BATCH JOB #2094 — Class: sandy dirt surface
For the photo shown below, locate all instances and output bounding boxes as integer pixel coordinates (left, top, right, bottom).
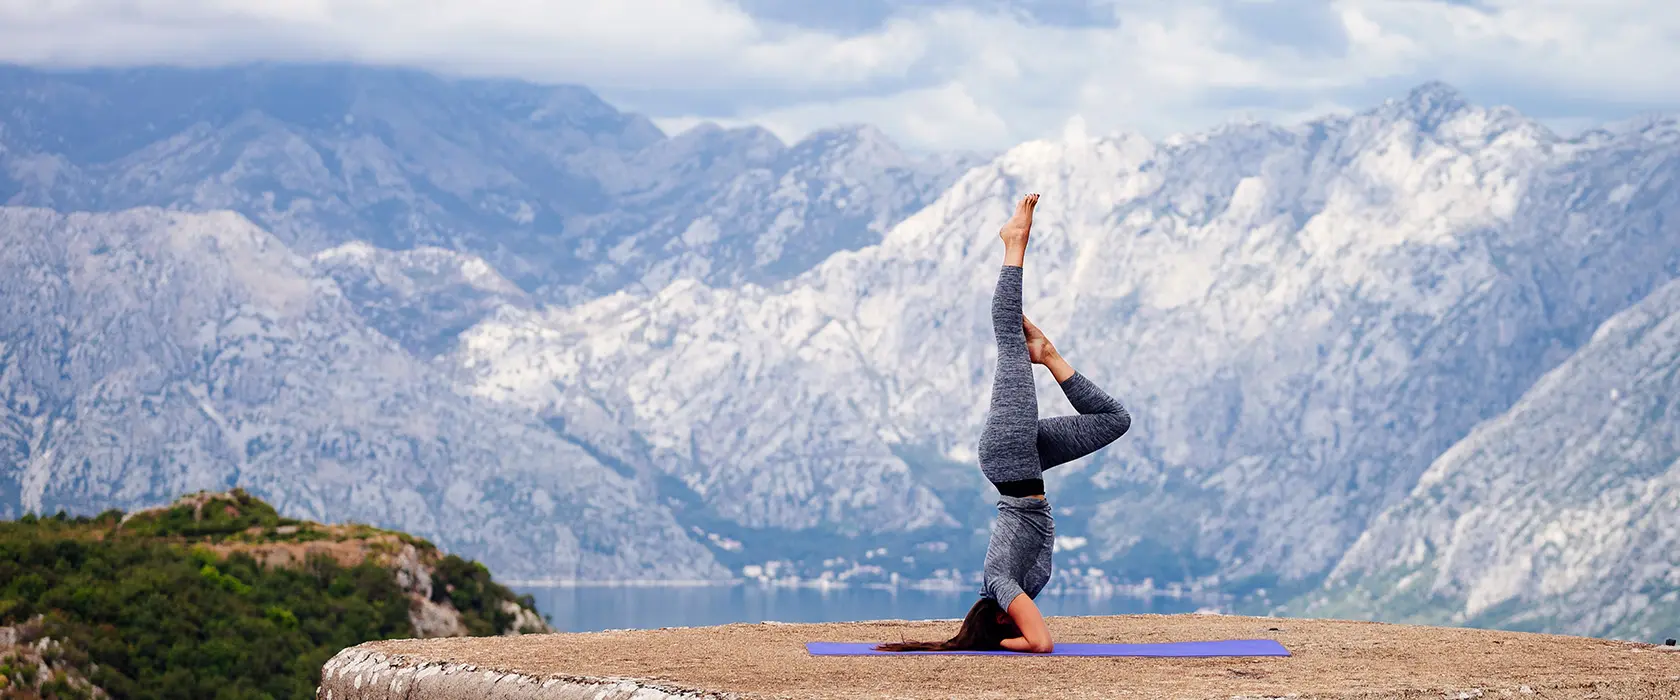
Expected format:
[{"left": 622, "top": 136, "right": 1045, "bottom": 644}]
[{"left": 352, "top": 614, "right": 1680, "bottom": 699}]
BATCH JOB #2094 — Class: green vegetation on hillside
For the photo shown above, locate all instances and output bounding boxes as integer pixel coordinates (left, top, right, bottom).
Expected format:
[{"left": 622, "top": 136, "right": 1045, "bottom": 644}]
[
  {"left": 430, "top": 555, "right": 523, "bottom": 637},
  {"left": 0, "top": 490, "right": 543, "bottom": 699}
]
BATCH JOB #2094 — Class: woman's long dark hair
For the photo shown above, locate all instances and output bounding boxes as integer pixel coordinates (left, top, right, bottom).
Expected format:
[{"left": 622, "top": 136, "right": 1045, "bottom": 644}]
[{"left": 874, "top": 598, "right": 1019, "bottom": 652}]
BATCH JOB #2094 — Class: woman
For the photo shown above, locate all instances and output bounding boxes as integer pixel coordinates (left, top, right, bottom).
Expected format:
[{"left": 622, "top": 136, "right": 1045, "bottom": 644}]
[{"left": 878, "top": 193, "right": 1131, "bottom": 653}]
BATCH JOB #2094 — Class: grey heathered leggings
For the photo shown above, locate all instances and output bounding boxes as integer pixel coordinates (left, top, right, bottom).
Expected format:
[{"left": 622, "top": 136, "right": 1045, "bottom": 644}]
[
  {"left": 976, "top": 265, "right": 1131, "bottom": 607},
  {"left": 977, "top": 265, "right": 1131, "bottom": 486}
]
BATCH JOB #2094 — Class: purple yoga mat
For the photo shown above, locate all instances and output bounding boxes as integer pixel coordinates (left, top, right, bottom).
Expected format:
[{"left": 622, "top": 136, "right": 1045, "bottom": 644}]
[{"left": 806, "top": 639, "right": 1290, "bottom": 657}]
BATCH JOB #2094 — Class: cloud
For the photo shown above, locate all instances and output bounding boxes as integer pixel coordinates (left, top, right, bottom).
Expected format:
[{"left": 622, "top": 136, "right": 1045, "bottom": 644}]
[
  {"left": 1340, "top": 0, "right": 1680, "bottom": 100},
  {"left": 0, "top": 0, "right": 925, "bottom": 93},
  {"left": 2, "top": 0, "right": 1679, "bottom": 150},
  {"left": 720, "top": 82, "right": 1015, "bottom": 151}
]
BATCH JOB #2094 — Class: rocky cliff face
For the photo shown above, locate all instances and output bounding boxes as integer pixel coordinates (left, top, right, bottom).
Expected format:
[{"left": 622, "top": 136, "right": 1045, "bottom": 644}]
[
  {"left": 1311, "top": 278, "right": 1680, "bottom": 639},
  {"left": 0, "top": 209, "right": 725, "bottom": 581},
  {"left": 0, "top": 617, "right": 107, "bottom": 699},
  {"left": 311, "top": 242, "right": 533, "bottom": 357}
]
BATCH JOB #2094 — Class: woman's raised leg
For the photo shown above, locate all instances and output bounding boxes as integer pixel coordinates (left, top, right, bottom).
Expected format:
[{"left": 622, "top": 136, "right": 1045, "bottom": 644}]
[{"left": 977, "top": 194, "right": 1044, "bottom": 485}]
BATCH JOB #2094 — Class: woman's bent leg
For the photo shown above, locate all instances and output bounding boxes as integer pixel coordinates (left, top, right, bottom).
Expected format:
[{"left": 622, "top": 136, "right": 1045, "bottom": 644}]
[{"left": 1037, "top": 373, "right": 1131, "bottom": 470}]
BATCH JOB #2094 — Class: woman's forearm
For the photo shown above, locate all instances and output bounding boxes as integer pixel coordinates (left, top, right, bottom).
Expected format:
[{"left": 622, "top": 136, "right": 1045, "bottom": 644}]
[
  {"left": 1000, "top": 636, "right": 1041, "bottom": 652},
  {"left": 1004, "top": 592, "right": 1055, "bottom": 653}
]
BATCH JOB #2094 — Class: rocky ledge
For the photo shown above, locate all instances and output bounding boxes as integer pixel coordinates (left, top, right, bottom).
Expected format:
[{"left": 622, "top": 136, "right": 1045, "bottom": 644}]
[{"left": 317, "top": 614, "right": 1680, "bottom": 699}]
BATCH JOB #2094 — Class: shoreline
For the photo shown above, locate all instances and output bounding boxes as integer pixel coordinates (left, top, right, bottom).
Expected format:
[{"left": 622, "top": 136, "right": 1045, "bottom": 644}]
[{"left": 502, "top": 577, "right": 1231, "bottom": 603}]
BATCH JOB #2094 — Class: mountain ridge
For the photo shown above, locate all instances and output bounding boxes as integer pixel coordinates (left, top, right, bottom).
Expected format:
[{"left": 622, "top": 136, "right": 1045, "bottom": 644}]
[{"left": 0, "top": 63, "right": 981, "bottom": 304}]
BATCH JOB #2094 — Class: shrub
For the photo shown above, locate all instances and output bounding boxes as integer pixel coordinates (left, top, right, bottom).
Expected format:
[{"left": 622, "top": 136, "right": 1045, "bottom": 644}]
[{"left": 1, "top": 509, "right": 414, "bottom": 698}]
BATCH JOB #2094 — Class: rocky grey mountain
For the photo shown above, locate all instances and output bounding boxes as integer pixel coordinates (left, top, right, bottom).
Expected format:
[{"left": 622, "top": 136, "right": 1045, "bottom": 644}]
[
  {"left": 0, "top": 64, "right": 982, "bottom": 581},
  {"left": 1310, "top": 277, "right": 1680, "bottom": 640},
  {"left": 0, "top": 206, "right": 727, "bottom": 581},
  {"left": 0, "top": 65, "right": 979, "bottom": 304},
  {"left": 0, "top": 64, "right": 656, "bottom": 278},
  {"left": 456, "top": 83, "right": 1680, "bottom": 590},
  {"left": 312, "top": 242, "right": 532, "bottom": 357},
  {"left": 456, "top": 283, "right": 961, "bottom": 540},
  {"left": 570, "top": 122, "right": 984, "bottom": 300}
]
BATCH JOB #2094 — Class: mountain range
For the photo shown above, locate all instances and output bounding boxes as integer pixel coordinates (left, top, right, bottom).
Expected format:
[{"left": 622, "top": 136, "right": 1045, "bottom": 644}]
[
  {"left": 0, "top": 64, "right": 978, "bottom": 309},
  {"left": 1, "top": 64, "right": 1676, "bottom": 638}
]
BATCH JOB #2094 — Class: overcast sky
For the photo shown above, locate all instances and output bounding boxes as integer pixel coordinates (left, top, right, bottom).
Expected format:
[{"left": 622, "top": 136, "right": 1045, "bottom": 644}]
[{"left": 3, "top": 0, "right": 1678, "bottom": 151}]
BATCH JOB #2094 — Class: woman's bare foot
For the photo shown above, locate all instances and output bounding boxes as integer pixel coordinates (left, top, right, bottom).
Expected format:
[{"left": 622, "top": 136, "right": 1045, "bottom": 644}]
[
  {"left": 1022, "top": 316, "right": 1057, "bottom": 365},
  {"left": 1024, "top": 316, "right": 1077, "bottom": 381},
  {"left": 1000, "top": 193, "right": 1039, "bottom": 266}
]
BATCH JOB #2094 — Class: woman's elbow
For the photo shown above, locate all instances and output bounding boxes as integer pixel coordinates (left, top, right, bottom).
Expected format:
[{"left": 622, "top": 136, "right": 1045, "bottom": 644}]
[{"left": 1030, "top": 640, "right": 1054, "bottom": 654}]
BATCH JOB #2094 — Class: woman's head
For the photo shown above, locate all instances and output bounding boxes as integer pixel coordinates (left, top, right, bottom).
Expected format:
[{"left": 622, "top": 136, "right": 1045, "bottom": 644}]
[{"left": 873, "top": 598, "right": 1019, "bottom": 652}]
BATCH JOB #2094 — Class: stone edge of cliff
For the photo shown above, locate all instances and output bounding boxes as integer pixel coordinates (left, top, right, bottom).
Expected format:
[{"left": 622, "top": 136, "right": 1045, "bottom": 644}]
[{"left": 317, "top": 645, "right": 732, "bottom": 700}]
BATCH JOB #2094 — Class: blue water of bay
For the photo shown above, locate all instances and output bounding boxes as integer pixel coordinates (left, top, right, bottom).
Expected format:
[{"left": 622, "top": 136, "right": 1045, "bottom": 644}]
[{"left": 516, "top": 585, "right": 1205, "bottom": 633}]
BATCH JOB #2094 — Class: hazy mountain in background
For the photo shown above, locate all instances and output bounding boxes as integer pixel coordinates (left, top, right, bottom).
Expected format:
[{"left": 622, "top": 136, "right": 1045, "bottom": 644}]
[{"left": 0, "top": 64, "right": 981, "bottom": 309}]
